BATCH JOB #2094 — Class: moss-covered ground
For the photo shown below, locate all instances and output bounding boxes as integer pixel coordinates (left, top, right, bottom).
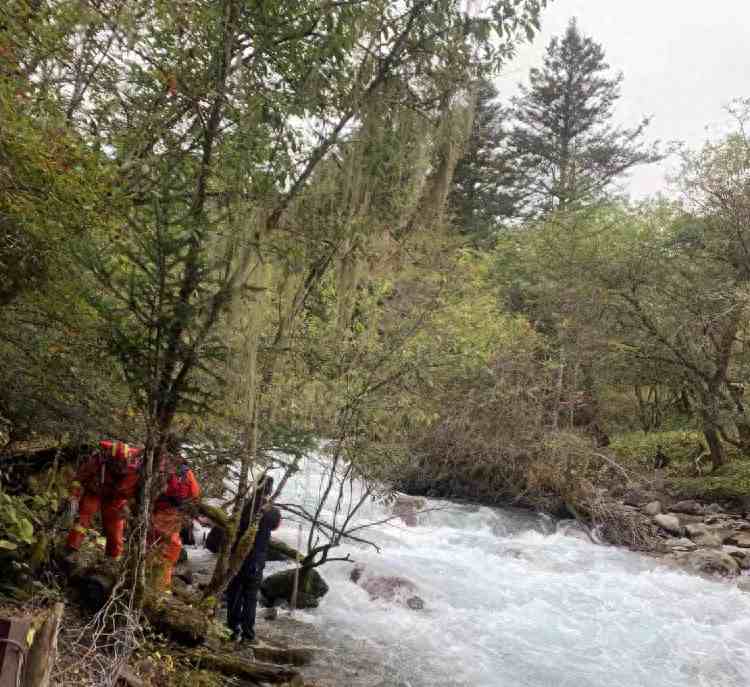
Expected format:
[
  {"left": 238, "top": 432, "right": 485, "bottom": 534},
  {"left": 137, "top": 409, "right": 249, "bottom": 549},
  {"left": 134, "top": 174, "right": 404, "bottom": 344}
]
[{"left": 609, "top": 430, "right": 750, "bottom": 503}]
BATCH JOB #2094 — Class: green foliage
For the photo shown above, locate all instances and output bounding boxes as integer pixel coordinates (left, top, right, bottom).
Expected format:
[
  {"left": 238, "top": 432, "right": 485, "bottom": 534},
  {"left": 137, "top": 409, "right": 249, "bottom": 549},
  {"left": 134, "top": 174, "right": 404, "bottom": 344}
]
[
  {"left": 610, "top": 431, "right": 708, "bottom": 469},
  {"left": 0, "top": 488, "right": 35, "bottom": 551},
  {"left": 671, "top": 461, "right": 750, "bottom": 502}
]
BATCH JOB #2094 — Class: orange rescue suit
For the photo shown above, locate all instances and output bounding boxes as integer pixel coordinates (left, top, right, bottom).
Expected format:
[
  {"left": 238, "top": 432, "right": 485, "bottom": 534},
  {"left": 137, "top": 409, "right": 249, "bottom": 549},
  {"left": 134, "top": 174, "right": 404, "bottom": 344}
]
[
  {"left": 66, "top": 440, "right": 142, "bottom": 559},
  {"left": 149, "top": 459, "right": 200, "bottom": 590}
]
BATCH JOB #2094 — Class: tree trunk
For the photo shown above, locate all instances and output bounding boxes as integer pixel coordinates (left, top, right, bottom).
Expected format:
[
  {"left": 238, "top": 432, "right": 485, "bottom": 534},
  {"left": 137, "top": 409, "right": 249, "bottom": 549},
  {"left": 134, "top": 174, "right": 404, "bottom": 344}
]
[
  {"left": 201, "top": 403, "right": 259, "bottom": 601},
  {"left": 553, "top": 349, "right": 564, "bottom": 431},
  {"left": 0, "top": 603, "right": 64, "bottom": 687},
  {"left": 634, "top": 385, "right": 650, "bottom": 432},
  {"left": 20, "top": 602, "right": 64, "bottom": 687},
  {"left": 703, "top": 425, "right": 724, "bottom": 471},
  {"left": 652, "top": 385, "right": 662, "bottom": 429},
  {"left": 182, "top": 650, "right": 302, "bottom": 684},
  {"left": 737, "top": 420, "right": 750, "bottom": 455}
]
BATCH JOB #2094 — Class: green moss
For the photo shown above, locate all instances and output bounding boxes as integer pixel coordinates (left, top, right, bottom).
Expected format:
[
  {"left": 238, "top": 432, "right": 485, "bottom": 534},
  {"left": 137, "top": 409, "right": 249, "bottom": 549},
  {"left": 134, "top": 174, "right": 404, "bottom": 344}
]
[
  {"left": 610, "top": 430, "right": 707, "bottom": 468},
  {"left": 670, "top": 461, "right": 750, "bottom": 502},
  {"left": 609, "top": 430, "right": 749, "bottom": 502}
]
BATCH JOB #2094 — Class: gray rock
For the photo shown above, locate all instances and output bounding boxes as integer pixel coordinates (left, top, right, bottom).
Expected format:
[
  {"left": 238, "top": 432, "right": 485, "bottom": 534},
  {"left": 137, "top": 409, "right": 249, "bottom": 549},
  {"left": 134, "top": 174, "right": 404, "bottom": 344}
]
[
  {"left": 685, "top": 523, "right": 724, "bottom": 549},
  {"left": 683, "top": 549, "right": 740, "bottom": 577},
  {"left": 685, "top": 523, "right": 708, "bottom": 537},
  {"left": 261, "top": 568, "right": 329, "bottom": 609},
  {"left": 671, "top": 500, "right": 704, "bottom": 515},
  {"left": 406, "top": 595, "right": 425, "bottom": 610},
  {"left": 723, "top": 546, "right": 750, "bottom": 570},
  {"left": 644, "top": 501, "right": 662, "bottom": 516},
  {"left": 653, "top": 513, "right": 683, "bottom": 536},
  {"left": 665, "top": 537, "right": 697, "bottom": 552},
  {"left": 705, "top": 503, "right": 723, "bottom": 515},
  {"left": 392, "top": 495, "right": 425, "bottom": 527},
  {"left": 704, "top": 514, "right": 728, "bottom": 525},
  {"left": 727, "top": 532, "right": 750, "bottom": 548},
  {"left": 623, "top": 489, "right": 654, "bottom": 507},
  {"left": 350, "top": 565, "right": 425, "bottom": 610},
  {"left": 675, "top": 512, "right": 706, "bottom": 527}
]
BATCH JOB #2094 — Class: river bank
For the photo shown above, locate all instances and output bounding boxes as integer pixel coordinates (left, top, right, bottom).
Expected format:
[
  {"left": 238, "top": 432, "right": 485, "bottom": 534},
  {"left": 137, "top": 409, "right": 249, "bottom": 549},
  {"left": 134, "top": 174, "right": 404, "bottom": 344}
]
[
  {"left": 399, "top": 428, "right": 750, "bottom": 589},
  {"left": 399, "top": 478, "right": 750, "bottom": 589},
  {"left": 185, "top": 461, "right": 750, "bottom": 687}
]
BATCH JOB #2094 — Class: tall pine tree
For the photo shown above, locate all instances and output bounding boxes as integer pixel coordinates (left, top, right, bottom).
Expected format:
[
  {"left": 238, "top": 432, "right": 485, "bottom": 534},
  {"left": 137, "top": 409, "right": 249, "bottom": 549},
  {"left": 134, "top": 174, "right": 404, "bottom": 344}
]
[
  {"left": 503, "top": 18, "right": 658, "bottom": 218},
  {"left": 449, "top": 78, "right": 517, "bottom": 241}
]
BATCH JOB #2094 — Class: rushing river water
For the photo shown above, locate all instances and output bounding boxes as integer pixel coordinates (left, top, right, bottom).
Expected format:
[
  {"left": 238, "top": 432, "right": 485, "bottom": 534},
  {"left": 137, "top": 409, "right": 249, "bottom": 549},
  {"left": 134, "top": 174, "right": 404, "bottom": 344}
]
[{"left": 194, "top": 454, "right": 750, "bottom": 687}]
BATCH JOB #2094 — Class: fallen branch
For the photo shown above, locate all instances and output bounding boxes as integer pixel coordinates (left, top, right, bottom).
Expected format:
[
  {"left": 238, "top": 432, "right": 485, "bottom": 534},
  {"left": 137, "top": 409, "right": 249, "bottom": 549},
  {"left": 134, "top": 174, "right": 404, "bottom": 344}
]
[
  {"left": 182, "top": 649, "right": 302, "bottom": 684},
  {"left": 592, "top": 452, "right": 633, "bottom": 483}
]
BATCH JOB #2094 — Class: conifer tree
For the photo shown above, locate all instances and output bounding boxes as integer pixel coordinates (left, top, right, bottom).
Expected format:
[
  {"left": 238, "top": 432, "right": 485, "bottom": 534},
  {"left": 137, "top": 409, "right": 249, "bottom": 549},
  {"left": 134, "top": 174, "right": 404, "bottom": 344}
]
[
  {"left": 449, "top": 78, "right": 517, "bottom": 240},
  {"left": 503, "top": 18, "right": 658, "bottom": 217}
]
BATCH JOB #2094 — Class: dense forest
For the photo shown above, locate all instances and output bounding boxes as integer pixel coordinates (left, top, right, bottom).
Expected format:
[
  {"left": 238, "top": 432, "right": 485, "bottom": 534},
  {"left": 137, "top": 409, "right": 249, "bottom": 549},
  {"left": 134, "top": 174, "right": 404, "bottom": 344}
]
[{"left": 2, "top": 0, "right": 750, "bottom": 685}]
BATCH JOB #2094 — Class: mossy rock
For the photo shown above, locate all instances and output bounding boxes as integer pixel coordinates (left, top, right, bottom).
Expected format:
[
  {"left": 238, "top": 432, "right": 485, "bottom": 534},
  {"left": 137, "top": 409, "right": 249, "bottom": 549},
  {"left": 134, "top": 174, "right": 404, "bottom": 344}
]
[
  {"left": 144, "top": 595, "right": 209, "bottom": 646},
  {"left": 267, "top": 538, "right": 303, "bottom": 562},
  {"left": 260, "top": 568, "right": 329, "bottom": 609}
]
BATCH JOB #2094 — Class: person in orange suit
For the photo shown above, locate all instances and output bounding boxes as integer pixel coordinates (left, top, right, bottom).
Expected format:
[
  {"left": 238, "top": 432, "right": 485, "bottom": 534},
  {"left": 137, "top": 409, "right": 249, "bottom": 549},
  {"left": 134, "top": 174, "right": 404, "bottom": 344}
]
[
  {"left": 148, "top": 440, "right": 200, "bottom": 591},
  {"left": 65, "top": 440, "right": 143, "bottom": 559}
]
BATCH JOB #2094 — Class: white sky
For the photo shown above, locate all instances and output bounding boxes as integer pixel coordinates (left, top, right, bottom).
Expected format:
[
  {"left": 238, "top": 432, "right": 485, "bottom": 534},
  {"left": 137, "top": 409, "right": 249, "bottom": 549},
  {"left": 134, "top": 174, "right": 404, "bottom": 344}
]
[{"left": 494, "top": 0, "right": 750, "bottom": 198}]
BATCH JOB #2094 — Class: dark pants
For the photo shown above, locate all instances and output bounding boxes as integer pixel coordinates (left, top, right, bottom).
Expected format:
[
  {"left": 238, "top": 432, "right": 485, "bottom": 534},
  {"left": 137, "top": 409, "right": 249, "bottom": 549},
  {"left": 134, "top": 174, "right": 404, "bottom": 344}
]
[{"left": 227, "top": 567, "right": 262, "bottom": 638}]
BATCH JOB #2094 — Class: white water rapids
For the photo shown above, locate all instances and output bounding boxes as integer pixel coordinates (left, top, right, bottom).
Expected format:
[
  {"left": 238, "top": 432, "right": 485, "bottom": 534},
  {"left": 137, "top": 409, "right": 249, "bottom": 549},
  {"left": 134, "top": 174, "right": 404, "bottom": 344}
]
[{"left": 192, "top": 454, "right": 750, "bottom": 687}]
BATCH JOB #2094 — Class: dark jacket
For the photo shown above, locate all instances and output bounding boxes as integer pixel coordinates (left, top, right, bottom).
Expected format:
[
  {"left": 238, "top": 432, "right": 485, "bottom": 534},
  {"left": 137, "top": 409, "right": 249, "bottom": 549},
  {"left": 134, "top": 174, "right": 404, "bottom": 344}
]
[{"left": 240, "top": 506, "right": 282, "bottom": 576}]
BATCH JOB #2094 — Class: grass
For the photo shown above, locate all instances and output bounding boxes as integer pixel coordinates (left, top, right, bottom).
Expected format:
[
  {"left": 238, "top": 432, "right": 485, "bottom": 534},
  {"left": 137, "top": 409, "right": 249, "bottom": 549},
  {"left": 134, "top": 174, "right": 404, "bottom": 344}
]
[
  {"left": 609, "top": 430, "right": 750, "bottom": 503},
  {"left": 670, "top": 461, "right": 750, "bottom": 502}
]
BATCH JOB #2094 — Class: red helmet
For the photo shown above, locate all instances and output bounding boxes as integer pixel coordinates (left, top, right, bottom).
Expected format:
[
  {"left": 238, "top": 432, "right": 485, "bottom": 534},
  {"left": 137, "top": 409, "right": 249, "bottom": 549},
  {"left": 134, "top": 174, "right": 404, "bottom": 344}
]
[{"left": 99, "top": 440, "right": 142, "bottom": 465}]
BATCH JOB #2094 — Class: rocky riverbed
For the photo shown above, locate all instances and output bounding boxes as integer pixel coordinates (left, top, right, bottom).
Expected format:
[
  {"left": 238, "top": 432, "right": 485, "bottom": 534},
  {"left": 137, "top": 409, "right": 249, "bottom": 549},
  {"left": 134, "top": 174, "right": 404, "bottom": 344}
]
[{"left": 594, "top": 487, "right": 750, "bottom": 588}]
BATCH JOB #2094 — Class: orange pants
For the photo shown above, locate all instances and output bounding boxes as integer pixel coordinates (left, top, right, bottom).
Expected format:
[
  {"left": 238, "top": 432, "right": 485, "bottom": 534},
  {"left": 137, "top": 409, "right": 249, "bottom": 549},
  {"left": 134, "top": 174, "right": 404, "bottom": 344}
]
[
  {"left": 148, "top": 508, "right": 183, "bottom": 590},
  {"left": 66, "top": 492, "right": 127, "bottom": 559}
]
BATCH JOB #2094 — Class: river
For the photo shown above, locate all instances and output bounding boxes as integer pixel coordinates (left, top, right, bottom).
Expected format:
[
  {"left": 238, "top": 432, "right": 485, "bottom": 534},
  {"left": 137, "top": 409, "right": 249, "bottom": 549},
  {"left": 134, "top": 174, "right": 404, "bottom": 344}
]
[{"left": 193, "top": 453, "right": 750, "bottom": 687}]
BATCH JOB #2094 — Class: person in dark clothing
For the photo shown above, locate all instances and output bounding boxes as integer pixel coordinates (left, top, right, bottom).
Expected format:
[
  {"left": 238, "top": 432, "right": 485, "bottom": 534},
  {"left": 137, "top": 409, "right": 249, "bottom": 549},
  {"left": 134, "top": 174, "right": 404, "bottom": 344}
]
[
  {"left": 233, "top": 474, "right": 273, "bottom": 554},
  {"left": 226, "top": 476, "right": 281, "bottom": 643}
]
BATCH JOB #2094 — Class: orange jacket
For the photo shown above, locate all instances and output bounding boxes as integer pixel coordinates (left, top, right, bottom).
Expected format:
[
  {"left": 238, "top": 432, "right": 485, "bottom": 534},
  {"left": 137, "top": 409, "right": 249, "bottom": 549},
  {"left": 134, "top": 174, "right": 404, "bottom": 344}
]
[
  {"left": 154, "top": 457, "right": 200, "bottom": 511},
  {"left": 71, "top": 441, "right": 142, "bottom": 502}
]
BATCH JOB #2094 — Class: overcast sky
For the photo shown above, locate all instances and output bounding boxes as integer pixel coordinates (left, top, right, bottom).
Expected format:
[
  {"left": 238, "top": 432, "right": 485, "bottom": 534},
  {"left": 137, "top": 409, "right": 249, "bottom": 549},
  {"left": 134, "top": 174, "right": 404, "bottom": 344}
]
[{"left": 494, "top": 0, "right": 750, "bottom": 198}]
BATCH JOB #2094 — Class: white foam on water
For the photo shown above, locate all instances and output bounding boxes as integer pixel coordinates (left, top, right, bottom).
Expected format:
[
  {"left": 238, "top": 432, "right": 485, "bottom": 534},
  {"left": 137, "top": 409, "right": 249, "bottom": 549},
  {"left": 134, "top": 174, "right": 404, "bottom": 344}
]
[{"left": 215, "top": 454, "right": 750, "bottom": 686}]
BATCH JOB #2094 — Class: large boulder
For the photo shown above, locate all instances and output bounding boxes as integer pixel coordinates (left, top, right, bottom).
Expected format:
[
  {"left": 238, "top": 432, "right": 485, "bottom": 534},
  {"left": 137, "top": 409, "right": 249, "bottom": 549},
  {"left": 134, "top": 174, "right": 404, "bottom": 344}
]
[
  {"left": 643, "top": 501, "right": 662, "bottom": 516},
  {"left": 349, "top": 565, "right": 424, "bottom": 610},
  {"left": 653, "top": 513, "right": 682, "bottom": 536},
  {"left": 723, "top": 545, "right": 750, "bottom": 570},
  {"left": 260, "top": 568, "right": 329, "bottom": 609},
  {"left": 726, "top": 531, "right": 750, "bottom": 548},
  {"left": 681, "top": 549, "right": 740, "bottom": 577}
]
